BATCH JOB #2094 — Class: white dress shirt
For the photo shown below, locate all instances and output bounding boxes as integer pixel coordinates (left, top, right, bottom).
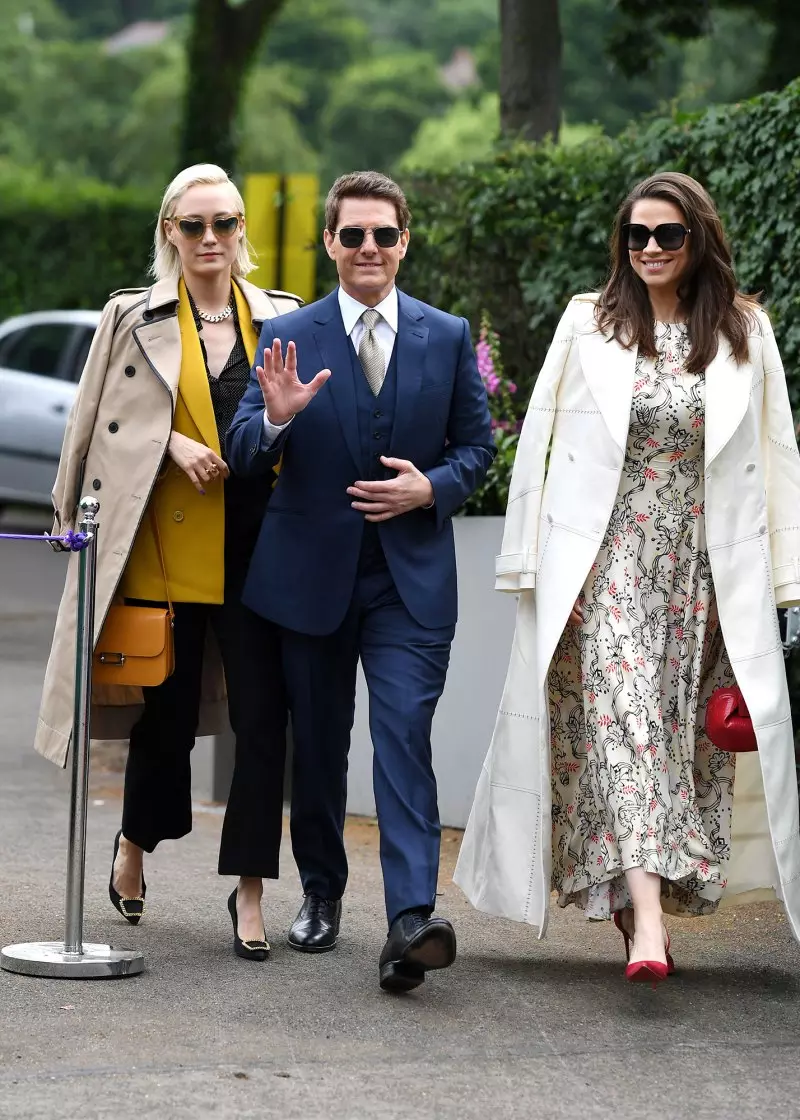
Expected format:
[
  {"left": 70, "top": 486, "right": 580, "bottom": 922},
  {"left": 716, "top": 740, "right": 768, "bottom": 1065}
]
[
  {"left": 338, "top": 285, "right": 398, "bottom": 369},
  {"left": 262, "top": 286, "right": 399, "bottom": 445}
]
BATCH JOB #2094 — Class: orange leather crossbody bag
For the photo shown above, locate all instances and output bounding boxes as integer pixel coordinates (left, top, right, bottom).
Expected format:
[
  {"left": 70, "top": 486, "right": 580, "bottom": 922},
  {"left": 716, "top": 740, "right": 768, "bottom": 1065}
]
[{"left": 93, "top": 512, "right": 175, "bottom": 689}]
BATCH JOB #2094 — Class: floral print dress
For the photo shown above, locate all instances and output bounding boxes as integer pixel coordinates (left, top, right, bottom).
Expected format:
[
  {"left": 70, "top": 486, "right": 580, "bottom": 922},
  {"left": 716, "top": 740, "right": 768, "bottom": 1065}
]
[{"left": 549, "top": 322, "right": 736, "bottom": 918}]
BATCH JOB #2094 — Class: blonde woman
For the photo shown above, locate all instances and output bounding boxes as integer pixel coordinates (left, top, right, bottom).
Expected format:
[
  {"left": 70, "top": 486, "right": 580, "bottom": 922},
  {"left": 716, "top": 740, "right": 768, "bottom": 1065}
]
[{"left": 35, "top": 164, "right": 301, "bottom": 960}]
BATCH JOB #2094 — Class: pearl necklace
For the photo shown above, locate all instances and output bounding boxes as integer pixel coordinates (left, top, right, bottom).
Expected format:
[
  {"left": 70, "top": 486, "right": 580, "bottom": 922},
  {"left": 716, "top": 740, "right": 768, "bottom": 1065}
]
[{"left": 197, "top": 299, "right": 234, "bottom": 323}]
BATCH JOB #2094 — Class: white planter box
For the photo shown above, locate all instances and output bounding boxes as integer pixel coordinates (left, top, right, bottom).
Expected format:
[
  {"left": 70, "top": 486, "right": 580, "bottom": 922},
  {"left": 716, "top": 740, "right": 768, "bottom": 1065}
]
[{"left": 346, "top": 515, "right": 517, "bottom": 828}]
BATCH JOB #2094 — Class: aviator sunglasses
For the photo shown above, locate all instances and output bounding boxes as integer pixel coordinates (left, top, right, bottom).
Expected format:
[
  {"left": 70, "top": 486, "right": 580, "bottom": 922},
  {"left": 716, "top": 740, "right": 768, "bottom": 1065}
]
[
  {"left": 170, "top": 214, "right": 242, "bottom": 240},
  {"left": 334, "top": 225, "right": 404, "bottom": 249},
  {"left": 623, "top": 222, "right": 691, "bottom": 252}
]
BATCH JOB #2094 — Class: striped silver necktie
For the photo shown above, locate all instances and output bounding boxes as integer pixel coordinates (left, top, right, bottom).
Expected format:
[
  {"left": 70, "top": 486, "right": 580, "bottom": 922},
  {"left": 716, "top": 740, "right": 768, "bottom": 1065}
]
[{"left": 358, "top": 308, "right": 386, "bottom": 396}]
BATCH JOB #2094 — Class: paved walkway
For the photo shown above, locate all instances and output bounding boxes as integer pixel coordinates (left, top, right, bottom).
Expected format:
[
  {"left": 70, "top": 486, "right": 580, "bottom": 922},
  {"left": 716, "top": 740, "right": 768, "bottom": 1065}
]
[{"left": 1, "top": 519, "right": 800, "bottom": 1119}]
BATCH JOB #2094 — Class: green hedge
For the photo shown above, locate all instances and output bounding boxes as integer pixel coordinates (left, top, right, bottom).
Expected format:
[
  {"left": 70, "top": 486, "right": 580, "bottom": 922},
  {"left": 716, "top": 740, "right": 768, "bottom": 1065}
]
[
  {"left": 0, "top": 164, "right": 154, "bottom": 319},
  {"left": 5, "top": 77, "right": 800, "bottom": 406},
  {"left": 402, "top": 80, "right": 800, "bottom": 410}
]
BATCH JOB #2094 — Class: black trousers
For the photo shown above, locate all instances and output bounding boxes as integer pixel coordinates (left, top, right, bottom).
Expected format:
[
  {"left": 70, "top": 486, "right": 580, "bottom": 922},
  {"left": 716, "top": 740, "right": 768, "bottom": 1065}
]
[{"left": 121, "top": 505, "right": 287, "bottom": 876}]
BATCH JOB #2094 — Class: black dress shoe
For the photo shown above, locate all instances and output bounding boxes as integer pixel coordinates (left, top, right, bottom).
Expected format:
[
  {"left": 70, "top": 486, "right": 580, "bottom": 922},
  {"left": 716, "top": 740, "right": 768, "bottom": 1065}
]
[
  {"left": 379, "top": 910, "right": 457, "bottom": 993},
  {"left": 288, "top": 894, "right": 342, "bottom": 953},
  {"left": 227, "top": 888, "right": 270, "bottom": 962},
  {"left": 108, "top": 829, "right": 146, "bottom": 925}
]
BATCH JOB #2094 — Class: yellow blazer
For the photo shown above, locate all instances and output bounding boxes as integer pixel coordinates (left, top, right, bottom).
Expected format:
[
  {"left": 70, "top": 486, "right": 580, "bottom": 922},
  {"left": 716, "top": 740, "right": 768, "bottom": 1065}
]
[{"left": 120, "top": 280, "right": 258, "bottom": 603}]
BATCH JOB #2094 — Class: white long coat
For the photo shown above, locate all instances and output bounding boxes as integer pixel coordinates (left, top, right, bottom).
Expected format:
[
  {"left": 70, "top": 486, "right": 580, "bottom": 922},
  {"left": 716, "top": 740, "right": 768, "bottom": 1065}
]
[{"left": 454, "top": 295, "right": 800, "bottom": 942}]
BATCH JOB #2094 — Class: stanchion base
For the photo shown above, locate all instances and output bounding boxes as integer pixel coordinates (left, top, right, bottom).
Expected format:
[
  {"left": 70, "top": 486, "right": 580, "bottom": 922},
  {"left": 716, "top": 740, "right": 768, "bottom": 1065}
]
[{"left": 0, "top": 941, "right": 144, "bottom": 979}]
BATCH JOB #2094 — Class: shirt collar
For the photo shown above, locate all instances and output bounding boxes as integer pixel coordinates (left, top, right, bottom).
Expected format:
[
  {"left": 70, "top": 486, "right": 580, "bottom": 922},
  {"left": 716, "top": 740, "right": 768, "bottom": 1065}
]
[{"left": 338, "top": 285, "right": 398, "bottom": 337}]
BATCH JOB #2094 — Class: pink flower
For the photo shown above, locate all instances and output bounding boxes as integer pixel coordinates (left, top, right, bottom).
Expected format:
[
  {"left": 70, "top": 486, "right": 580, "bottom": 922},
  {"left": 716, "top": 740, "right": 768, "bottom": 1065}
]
[
  {"left": 507, "top": 381, "right": 517, "bottom": 394},
  {"left": 476, "top": 338, "right": 495, "bottom": 380}
]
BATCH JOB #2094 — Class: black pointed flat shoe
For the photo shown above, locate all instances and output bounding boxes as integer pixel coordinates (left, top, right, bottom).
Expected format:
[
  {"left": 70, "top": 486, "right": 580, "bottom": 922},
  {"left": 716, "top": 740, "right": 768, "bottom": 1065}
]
[
  {"left": 108, "top": 829, "right": 146, "bottom": 925},
  {"left": 227, "top": 888, "right": 270, "bottom": 962}
]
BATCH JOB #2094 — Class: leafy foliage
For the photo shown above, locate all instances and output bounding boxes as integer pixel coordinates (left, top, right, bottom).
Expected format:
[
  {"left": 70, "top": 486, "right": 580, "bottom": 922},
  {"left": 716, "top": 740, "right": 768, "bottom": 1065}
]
[
  {"left": 402, "top": 78, "right": 800, "bottom": 421},
  {"left": 0, "top": 163, "right": 154, "bottom": 318},
  {"left": 318, "top": 52, "right": 451, "bottom": 180},
  {"left": 467, "top": 315, "right": 520, "bottom": 515},
  {"left": 610, "top": 0, "right": 800, "bottom": 92},
  {"left": 6, "top": 71, "right": 800, "bottom": 516}
]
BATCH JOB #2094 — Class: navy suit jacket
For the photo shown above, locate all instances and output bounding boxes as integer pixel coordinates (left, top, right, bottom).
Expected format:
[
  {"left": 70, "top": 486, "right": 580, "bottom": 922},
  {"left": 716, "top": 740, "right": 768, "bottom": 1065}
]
[{"left": 227, "top": 287, "right": 495, "bottom": 635}]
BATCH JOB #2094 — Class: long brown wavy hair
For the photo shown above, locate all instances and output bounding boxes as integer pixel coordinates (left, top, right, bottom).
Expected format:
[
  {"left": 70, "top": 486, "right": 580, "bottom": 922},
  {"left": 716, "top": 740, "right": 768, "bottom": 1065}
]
[{"left": 595, "top": 172, "right": 758, "bottom": 373}]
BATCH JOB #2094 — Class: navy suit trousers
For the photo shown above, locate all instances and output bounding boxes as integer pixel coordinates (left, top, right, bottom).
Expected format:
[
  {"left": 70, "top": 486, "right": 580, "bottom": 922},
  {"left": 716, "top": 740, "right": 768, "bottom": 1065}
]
[{"left": 282, "top": 554, "right": 455, "bottom": 926}]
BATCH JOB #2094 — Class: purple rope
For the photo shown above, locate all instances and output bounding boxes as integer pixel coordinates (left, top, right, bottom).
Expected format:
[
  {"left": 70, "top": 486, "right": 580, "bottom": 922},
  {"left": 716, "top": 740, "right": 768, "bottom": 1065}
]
[{"left": 0, "top": 529, "right": 90, "bottom": 551}]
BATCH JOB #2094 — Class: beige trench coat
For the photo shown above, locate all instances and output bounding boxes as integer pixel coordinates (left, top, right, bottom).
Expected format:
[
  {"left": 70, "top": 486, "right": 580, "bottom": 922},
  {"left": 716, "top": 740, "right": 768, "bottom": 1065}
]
[
  {"left": 35, "top": 276, "right": 301, "bottom": 767},
  {"left": 454, "top": 294, "right": 800, "bottom": 943}
]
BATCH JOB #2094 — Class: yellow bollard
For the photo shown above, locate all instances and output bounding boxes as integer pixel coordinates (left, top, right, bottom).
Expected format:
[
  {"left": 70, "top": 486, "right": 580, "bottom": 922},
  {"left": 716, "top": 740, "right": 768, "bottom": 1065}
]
[
  {"left": 243, "top": 173, "right": 281, "bottom": 290},
  {"left": 244, "top": 173, "right": 319, "bottom": 304},
  {"left": 281, "top": 174, "right": 319, "bottom": 306}
]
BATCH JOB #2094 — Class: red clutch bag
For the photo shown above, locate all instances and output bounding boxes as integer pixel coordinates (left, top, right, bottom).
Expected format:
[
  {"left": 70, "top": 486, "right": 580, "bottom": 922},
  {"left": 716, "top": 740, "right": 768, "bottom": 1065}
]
[{"left": 704, "top": 686, "right": 757, "bottom": 753}]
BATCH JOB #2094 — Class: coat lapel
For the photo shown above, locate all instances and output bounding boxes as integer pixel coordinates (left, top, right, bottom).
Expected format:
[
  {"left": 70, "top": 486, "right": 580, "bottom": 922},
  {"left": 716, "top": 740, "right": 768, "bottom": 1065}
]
[
  {"left": 312, "top": 290, "right": 362, "bottom": 471},
  {"left": 176, "top": 279, "right": 220, "bottom": 453},
  {"left": 132, "top": 278, "right": 181, "bottom": 406},
  {"left": 577, "top": 328, "right": 637, "bottom": 454},
  {"left": 389, "top": 292, "right": 427, "bottom": 452},
  {"left": 704, "top": 336, "right": 753, "bottom": 467},
  {"left": 132, "top": 323, "right": 181, "bottom": 407},
  {"left": 236, "top": 277, "right": 281, "bottom": 341}
]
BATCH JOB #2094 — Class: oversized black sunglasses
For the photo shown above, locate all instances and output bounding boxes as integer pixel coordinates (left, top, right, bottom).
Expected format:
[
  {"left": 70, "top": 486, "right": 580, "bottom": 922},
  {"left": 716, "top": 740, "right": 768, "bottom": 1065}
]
[
  {"left": 335, "top": 225, "right": 403, "bottom": 249},
  {"left": 623, "top": 222, "right": 691, "bottom": 252},
  {"left": 171, "top": 214, "right": 241, "bottom": 240}
]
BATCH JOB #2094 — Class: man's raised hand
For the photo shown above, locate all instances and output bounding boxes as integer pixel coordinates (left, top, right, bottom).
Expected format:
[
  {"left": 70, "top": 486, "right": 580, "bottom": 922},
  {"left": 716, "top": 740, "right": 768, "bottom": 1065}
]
[{"left": 257, "top": 338, "right": 331, "bottom": 426}]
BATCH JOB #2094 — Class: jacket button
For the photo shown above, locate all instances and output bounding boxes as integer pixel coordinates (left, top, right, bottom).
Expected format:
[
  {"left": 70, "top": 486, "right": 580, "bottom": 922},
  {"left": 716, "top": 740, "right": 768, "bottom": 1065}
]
[
  {"left": 124, "top": 365, "right": 136, "bottom": 377},
  {"left": 173, "top": 511, "right": 184, "bottom": 523},
  {"left": 142, "top": 310, "right": 153, "bottom": 322},
  {"left": 373, "top": 432, "right": 383, "bottom": 440},
  {"left": 546, "top": 513, "right": 553, "bottom": 524},
  {"left": 374, "top": 410, "right": 383, "bottom": 419},
  {"left": 746, "top": 463, "right": 756, "bottom": 472},
  {"left": 759, "top": 524, "right": 767, "bottom": 535},
  {"left": 108, "top": 422, "right": 119, "bottom": 433},
  {"left": 92, "top": 479, "right": 101, "bottom": 491}
]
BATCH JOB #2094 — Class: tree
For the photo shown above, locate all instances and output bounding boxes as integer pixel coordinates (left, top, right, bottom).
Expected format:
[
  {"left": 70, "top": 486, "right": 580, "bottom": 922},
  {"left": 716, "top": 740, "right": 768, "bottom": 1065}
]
[
  {"left": 113, "top": 46, "right": 317, "bottom": 189},
  {"left": 260, "top": 0, "right": 369, "bottom": 146},
  {"left": 319, "top": 52, "right": 450, "bottom": 179},
  {"left": 397, "top": 93, "right": 603, "bottom": 174},
  {"left": 347, "top": 0, "right": 497, "bottom": 62},
  {"left": 610, "top": 0, "right": 800, "bottom": 93},
  {"left": 179, "top": 0, "right": 287, "bottom": 171},
  {"left": 499, "top": 0, "right": 561, "bottom": 142},
  {"left": 399, "top": 94, "right": 500, "bottom": 173}
]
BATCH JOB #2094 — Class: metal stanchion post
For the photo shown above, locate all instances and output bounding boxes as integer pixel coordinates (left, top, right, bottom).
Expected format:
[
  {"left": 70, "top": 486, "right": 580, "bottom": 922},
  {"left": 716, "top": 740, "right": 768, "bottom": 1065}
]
[{"left": 1, "top": 498, "right": 144, "bottom": 978}]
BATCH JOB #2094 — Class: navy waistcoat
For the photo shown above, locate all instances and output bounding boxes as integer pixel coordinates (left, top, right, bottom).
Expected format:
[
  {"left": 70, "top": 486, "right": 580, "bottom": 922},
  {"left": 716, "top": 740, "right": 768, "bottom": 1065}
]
[{"left": 350, "top": 337, "right": 398, "bottom": 569}]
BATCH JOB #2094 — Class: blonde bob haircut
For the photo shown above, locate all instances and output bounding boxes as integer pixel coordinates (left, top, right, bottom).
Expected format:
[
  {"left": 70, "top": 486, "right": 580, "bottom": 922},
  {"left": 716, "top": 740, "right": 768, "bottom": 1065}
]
[{"left": 150, "top": 163, "right": 255, "bottom": 282}]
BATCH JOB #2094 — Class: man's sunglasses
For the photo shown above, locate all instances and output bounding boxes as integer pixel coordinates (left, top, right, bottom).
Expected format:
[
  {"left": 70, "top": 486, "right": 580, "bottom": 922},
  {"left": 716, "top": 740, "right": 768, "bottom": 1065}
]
[
  {"left": 623, "top": 222, "right": 691, "bottom": 252},
  {"left": 170, "top": 214, "right": 242, "bottom": 240},
  {"left": 334, "top": 226, "right": 403, "bottom": 249}
]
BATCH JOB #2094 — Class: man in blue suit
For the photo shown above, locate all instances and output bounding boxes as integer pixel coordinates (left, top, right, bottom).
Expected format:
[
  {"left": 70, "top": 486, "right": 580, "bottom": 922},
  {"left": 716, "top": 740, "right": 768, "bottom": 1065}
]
[{"left": 227, "top": 171, "right": 494, "bottom": 992}]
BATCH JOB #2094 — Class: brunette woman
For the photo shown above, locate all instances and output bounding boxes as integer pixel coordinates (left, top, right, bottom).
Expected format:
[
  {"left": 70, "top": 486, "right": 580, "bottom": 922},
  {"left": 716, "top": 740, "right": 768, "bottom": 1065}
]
[{"left": 456, "top": 172, "right": 800, "bottom": 983}]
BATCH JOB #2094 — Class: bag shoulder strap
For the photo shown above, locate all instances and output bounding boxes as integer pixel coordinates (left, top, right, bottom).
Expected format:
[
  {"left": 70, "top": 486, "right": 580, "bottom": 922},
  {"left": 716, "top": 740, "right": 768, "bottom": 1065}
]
[{"left": 149, "top": 508, "right": 174, "bottom": 620}]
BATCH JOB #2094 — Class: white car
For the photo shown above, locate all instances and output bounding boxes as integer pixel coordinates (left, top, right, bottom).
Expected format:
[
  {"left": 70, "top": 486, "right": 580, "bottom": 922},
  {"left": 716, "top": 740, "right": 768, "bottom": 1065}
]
[{"left": 0, "top": 309, "right": 101, "bottom": 509}]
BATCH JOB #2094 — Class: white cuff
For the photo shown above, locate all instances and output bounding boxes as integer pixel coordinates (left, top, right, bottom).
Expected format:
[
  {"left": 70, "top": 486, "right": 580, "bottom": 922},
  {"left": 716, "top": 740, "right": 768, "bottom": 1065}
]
[
  {"left": 262, "top": 410, "right": 293, "bottom": 449},
  {"left": 495, "top": 573, "right": 536, "bottom": 593}
]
